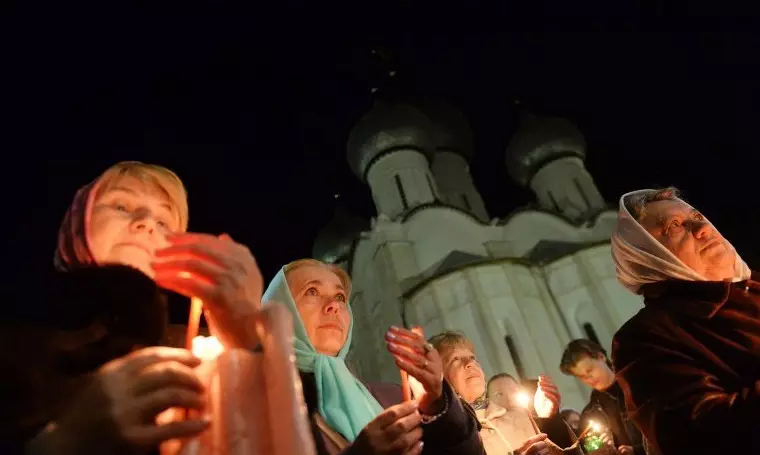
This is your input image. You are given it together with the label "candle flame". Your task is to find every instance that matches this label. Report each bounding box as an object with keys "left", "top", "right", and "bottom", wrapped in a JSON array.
[
  {"left": 515, "top": 391, "right": 531, "bottom": 408},
  {"left": 192, "top": 335, "right": 223, "bottom": 361},
  {"left": 589, "top": 420, "right": 602, "bottom": 432}
]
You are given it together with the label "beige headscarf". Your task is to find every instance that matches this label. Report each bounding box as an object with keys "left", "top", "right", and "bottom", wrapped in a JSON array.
[{"left": 610, "top": 189, "right": 751, "bottom": 294}]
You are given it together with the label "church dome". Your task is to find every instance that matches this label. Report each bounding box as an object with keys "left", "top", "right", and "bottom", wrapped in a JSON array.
[
  {"left": 312, "top": 207, "right": 369, "bottom": 264},
  {"left": 346, "top": 101, "right": 436, "bottom": 181},
  {"left": 415, "top": 99, "right": 474, "bottom": 162},
  {"left": 505, "top": 113, "right": 587, "bottom": 187}
]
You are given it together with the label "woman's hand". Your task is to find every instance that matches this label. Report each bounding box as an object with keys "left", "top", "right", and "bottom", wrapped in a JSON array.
[
  {"left": 384, "top": 326, "right": 444, "bottom": 415},
  {"left": 349, "top": 401, "right": 424, "bottom": 455},
  {"left": 152, "top": 233, "right": 264, "bottom": 349},
  {"left": 534, "top": 375, "right": 561, "bottom": 418},
  {"left": 515, "top": 433, "right": 563, "bottom": 455},
  {"left": 50, "top": 347, "right": 208, "bottom": 454}
]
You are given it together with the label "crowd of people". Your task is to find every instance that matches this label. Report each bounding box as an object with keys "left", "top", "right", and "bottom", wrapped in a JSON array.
[{"left": 2, "top": 161, "right": 757, "bottom": 455}]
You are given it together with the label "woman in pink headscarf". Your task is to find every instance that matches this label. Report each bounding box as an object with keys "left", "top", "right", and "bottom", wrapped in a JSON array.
[
  {"left": 2, "top": 162, "right": 264, "bottom": 455},
  {"left": 609, "top": 187, "right": 760, "bottom": 455}
]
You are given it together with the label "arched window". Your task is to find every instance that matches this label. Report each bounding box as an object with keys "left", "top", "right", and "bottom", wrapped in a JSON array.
[
  {"left": 394, "top": 174, "right": 409, "bottom": 210},
  {"left": 582, "top": 322, "right": 601, "bottom": 346},
  {"left": 504, "top": 334, "right": 526, "bottom": 380}
]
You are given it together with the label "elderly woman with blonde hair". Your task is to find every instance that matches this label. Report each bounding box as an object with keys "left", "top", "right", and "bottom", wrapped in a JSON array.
[
  {"left": 609, "top": 187, "right": 759, "bottom": 455},
  {"left": 261, "top": 258, "right": 485, "bottom": 455},
  {"left": 2, "top": 161, "right": 265, "bottom": 454}
]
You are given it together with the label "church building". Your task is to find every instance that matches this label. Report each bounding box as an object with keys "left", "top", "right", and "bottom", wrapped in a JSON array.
[{"left": 312, "top": 100, "right": 643, "bottom": 410}]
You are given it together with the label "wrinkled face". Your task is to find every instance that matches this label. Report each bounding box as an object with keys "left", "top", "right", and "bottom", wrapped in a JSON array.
[
  {"left": 639, "top": 199, "right": 736, "bottom": 281},
  {"left": 442, "top": 346, "right": 486, "bottom": 403},
  {"left": 88, "top": 175, "right": 178, "bottom": 278},
  {"left": 287, "top": 264, "right": 351, "bottom": 356},
  {"left": 568, "top": 354, "right": 616, "bottom": 391},
  {"left": 487, "top": 376, "right": 521, "bottom": 409},
  {"left": 563, "top": 411, "right": 581, "bottom": 433}
]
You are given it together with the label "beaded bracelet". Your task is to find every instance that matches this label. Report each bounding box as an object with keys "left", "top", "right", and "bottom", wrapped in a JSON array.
[{"left": 420, "top": 396, "right": 449, "bottom": 424}]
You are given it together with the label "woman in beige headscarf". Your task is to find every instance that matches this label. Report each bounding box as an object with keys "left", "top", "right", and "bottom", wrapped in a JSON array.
[{"left": 609, "top": 187, "right": 759, "bottom": 455}]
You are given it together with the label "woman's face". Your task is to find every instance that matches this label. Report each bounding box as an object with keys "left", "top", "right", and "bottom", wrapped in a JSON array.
[
  {"left": 639, "top": 198, "right": 736, "bottom": 281},
  {"left": 88, "top": 175, "right": 178, "bottom": 278},
  {"left": 287, "top": 264, "right": 351, "bottom": 356}
]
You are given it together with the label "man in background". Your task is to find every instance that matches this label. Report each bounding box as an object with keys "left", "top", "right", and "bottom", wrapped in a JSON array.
[{"left": 560, "top": 339, "right": 644, "bottom": 455}]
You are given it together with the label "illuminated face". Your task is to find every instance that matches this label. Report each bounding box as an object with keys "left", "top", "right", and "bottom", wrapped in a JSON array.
[
  {"left": 487, "top": 376, "right": 521, "bottom": 409},
  {"left": 442, "top": 346, "right": 486, "bottom": 403},
  {"left": 88, "top": 175, "right": 178, "bottom": 278},
  {"left": 639, "top": 199, "right": 736, "bottom": 281},
  {"left": 568, "top": 354, "right": 616, "bottom": 391},
  {"left": 287, "top": 265, "right": 351, "bottom": 356}
]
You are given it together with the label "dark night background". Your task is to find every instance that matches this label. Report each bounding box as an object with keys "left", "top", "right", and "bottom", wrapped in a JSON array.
[{"left": 2, "top": 3, "right": 758, "bottom": 318}]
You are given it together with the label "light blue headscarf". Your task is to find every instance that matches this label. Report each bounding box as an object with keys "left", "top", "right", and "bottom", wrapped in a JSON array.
[{"left": 262, "top": 267, "right": 384, "bottom": 442}]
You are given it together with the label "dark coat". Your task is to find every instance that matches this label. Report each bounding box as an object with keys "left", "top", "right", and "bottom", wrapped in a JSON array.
[
  {"left": 536, "top": 415, "right": 580, "bottom": 451},
  {"left": 612, "top": 273, "right": 760, "bottom": 455},
  {"left": 580, "top": 382, "right": 644, "bottom": 455},
  {"left": 300, "top": 372, "right": 485, "bottom": 455},
  {"left": 0, "top": 265, "right": 170, "bottom": 454}
]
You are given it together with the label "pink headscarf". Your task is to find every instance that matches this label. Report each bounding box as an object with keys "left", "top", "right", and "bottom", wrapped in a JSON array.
[
  {"left": 610, "top": 189, "right": 751, "bottom": 294},
  {"left": 53, "top": 178, "right": 102, "bottom": 271}
]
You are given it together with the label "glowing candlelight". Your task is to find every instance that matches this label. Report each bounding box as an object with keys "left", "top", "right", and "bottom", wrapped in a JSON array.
[
  {"left": 515, "top": 391, "right": 531, "bottom": 408},
  {"left": 577, "top": 419, "right": 603, "bottom": 440},
  {"left": 515, "top": 391, "right": 541, "bottom": 434},
  {"left": 191, "top": 335, "right": 224, "bottom": 361}
]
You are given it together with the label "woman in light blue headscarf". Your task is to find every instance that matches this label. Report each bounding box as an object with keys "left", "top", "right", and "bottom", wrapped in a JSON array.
[{"left": 262, "top": 259, "right": 486, "bottom": 455}]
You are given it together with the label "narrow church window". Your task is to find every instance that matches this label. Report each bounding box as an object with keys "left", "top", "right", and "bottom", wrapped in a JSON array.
[
  {"left": 504, "top": 335, "right": 526, "bottom": 380},
  {"left": 547, "top": 191, "right": 560, "bottom": 212},
  {"left": 395, "top": 174, "right": 409, "bottom": 210},
  {"left": 462, "top": 194, "right": 472, "bottom": 211},
  {"left": 573, "top": 178, "right": 591, "bottom": 211},
  {"left": 582, "top": 322, "right": 602, "bottom": 346},
  {"left": 425, "top": 174, "right": 437, "bottom": 200}
]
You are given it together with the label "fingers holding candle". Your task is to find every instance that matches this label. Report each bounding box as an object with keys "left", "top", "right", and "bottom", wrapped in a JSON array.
[
  {"left": 152, "top": 232, "right": 264, "bottom": 350},
  {"left": 385, "top": 326, "right": 444, "bottom": 412},
  {"left": 152, "top": 232, "right": 263, "bottom": 313},
  {"left": 534, "top": 375, "right": 561, "bottom": 418}
]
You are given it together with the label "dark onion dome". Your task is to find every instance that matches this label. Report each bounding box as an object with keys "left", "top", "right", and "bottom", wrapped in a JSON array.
[
  {"left": 414, "top": 99, "right": 474, "bottom": 162},
  {"left": 505, "top": 113, "right": 587, "bottom": 187},
  {"left": 346, "top": 100, "right": 436, "bottom": 181},
  {"left": 312, "top": 207, "right": 369, "bottom": 264}
]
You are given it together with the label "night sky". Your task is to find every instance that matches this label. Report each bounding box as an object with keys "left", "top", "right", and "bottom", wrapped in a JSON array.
[{"left": 3, "top": 4, "right": 758, "bottom": 314}]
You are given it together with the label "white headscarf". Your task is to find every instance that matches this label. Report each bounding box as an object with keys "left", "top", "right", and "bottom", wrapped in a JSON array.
[{"left": 610, "top": 189, "right": 751, "bottom": 294}]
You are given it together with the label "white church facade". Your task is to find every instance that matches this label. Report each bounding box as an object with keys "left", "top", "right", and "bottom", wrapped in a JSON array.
[{"left": 312, "top": 100, "right": 644, "bottom": 410}]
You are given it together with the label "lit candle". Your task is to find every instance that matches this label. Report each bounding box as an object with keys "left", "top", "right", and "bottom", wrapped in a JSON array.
[
  {"left": 515, "top": 391, "right": 541, "bottom": 434},
  {"left": 577, "top": 419, "right": 602, "bottom": 441},
  {"left": 186, "top": 296, "right": 204, "bottom": 349},
  {"left": 192, "top": 335, "right": 224, "bottom": 361}
]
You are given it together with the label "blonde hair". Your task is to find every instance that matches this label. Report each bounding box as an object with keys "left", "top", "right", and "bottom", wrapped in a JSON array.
[
  {"left": 94, "top": 161, "right": 189, "bottom": 232},
  {"left": 283, "top": 258, "right": 352, "bottom": 299},
  {"left": 428, "top": 330, "right": 474, "bottom": 359}
]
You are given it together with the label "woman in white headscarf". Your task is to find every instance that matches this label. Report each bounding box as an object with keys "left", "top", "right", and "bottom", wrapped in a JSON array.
[{"left": 609, "top": 187, "right": 760, "bottom": 455}]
